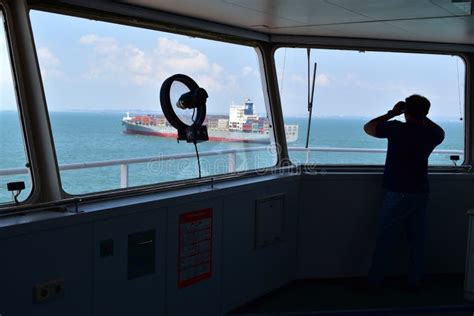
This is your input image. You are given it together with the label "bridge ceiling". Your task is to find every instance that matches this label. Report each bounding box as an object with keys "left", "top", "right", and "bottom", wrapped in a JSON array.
[{"left": 118, "top": 0, "right": 474, "bottom": 44}]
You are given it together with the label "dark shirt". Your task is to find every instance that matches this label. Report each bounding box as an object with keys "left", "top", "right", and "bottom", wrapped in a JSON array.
[{"left": 376, "top": 120, "right": 444, "bottom": 193}]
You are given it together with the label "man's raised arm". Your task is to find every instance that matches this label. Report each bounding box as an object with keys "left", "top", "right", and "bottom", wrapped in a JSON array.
[{"left": 364, "top": 101, "right": 405, "bottom": 137}]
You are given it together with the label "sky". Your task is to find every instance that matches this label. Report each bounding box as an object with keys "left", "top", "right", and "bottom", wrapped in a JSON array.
[
  {"left": 275, "top": 48, "right": 465, "bottom": 119},
  {"left": 0, "top": 10, "right": 466, "bottom": 120}
]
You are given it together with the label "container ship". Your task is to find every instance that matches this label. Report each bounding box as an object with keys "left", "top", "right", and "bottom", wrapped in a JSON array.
[{"left": 122, "top": 99, "right": 298, "bottom": 143}]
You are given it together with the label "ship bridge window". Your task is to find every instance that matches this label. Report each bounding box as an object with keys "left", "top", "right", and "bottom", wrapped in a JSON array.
[
  {"left": 0, "top": 10, "right": 33, "bottom": 204},
  {"left": 29, "top": 10, "right": 276, "bottom": 195},
  {"left": 275, "top": 48, "right": 465, "bottom": 167}
]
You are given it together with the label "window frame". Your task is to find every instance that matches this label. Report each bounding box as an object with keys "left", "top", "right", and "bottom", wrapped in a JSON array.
[
  {"left": 0, "top": 3, "right": 36, "bottom": 207},
  {"left": 28, "top": 8, "right": 283, "bottom": 199},
  {"left": 1, "top": 0, "right": 470, "bottom": 214},
  {"left": 272, "top": 44, "right": 470, "bottom": 171}
]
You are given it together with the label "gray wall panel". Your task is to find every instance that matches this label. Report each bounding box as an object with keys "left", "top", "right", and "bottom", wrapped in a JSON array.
[
  {"left": 0, "top": 174, "right": 469, "bottom": 315},
  {"left": 298, "top": 175, "right": 474, "bottom": 279},
  {"left": 92, "top": 207, "right": 167, "bottom": 316},
  {"left": 166, "top": 199, "right": 223, "bottom": 316},
  {"left": 221, "top": 181, "right": 299, "bottom": 313},
  {"left": 0, "top": 224, "right": 93, "bottom": 316}
]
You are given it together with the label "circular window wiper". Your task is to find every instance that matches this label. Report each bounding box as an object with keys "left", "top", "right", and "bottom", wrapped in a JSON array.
[{"left": 160, "top": 74, "right": 209, "bottom": 143}]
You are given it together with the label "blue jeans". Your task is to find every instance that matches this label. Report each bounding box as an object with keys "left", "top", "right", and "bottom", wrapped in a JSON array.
[{"left": 368, "top": 190, "right": 429, "bottom": 286}]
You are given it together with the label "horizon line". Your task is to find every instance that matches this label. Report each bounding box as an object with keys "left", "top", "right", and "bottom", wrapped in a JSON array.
[{"left": 0, "top": 109, "right": 464, "bottom": 121}]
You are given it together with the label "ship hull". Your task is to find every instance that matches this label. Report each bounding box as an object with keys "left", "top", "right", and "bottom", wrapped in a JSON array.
[{"left": 123, "top": 121, "right": 271, "bottom": 144}]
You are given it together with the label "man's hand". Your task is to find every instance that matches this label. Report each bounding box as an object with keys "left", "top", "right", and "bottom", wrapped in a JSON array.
[{"left": 391, "top": 101, "right": 406, "bottom": 116}]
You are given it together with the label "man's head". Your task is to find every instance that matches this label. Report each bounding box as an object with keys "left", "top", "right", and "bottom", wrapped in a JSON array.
[{"left": 404, "top": 94, "right": 430, "bottom": 122}]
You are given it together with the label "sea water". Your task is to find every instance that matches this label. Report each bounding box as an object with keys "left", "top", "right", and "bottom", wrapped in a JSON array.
[{"left": 0, "top": 111, "right": 464, "bottom": 203}]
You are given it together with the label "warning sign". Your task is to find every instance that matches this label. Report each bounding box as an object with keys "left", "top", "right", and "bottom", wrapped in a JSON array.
[{"left": 178, "top": 208, "right": 212, "bottom": 288}]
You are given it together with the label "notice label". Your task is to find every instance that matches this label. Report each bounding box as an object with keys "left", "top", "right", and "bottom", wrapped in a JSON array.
[{"left": 178, "top": 208, "right": 212, "bottom": 288}]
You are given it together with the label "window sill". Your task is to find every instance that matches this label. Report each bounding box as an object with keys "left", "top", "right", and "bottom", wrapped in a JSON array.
[
  {"left": 0, "top": 170, "right": 300, "bottom": 239},
  {"left": 298, "top": 164, "right": 472, "bottom": 174}
]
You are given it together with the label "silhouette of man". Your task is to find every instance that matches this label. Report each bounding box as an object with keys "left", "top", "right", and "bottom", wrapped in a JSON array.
[{"left": 363, "top": 94, "right": 445, "bottom": 289}]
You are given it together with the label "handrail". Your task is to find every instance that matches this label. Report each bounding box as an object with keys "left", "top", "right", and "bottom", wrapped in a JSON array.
[
  {"left": 0, "top": 146, "right": 464, "bottom": 186},
  {"left": 288, "top": 147, "right": 463, "bottom": 154}
]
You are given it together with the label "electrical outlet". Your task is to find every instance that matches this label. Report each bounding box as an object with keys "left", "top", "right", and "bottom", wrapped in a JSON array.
[{"left": 33, "top": 279, "right": 64, "bottom": 303}]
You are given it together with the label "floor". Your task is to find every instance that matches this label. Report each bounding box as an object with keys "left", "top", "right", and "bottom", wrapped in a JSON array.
[{"left": 231, "top": 275, "right": 474, "bottom": 315}]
